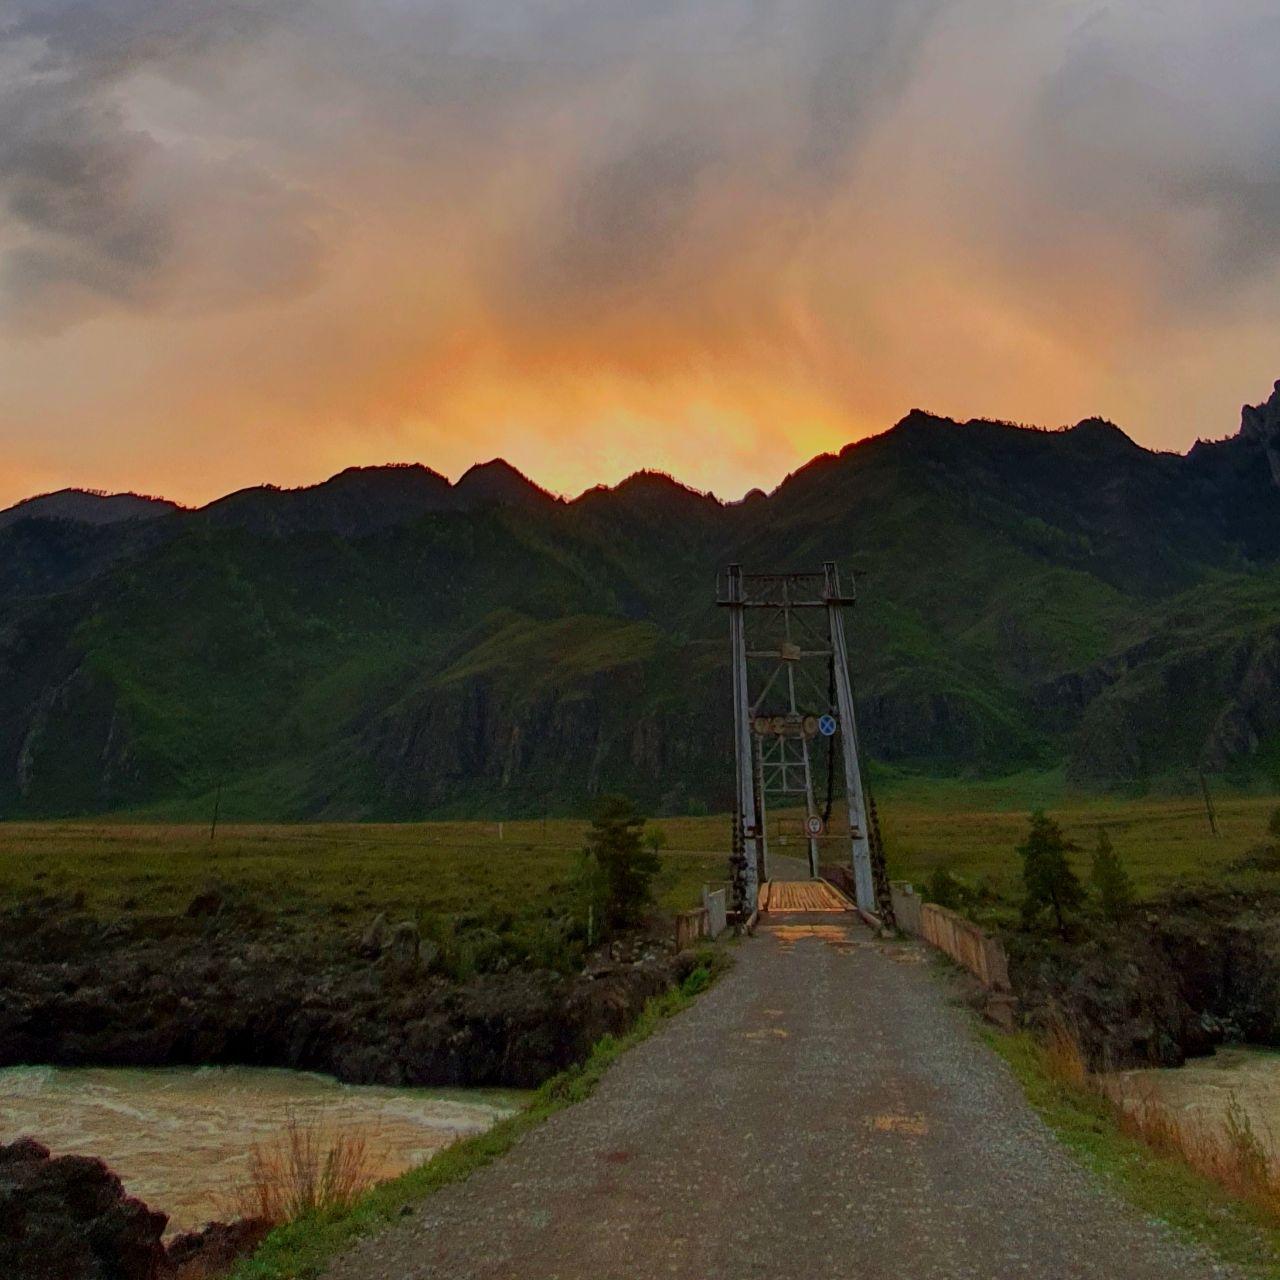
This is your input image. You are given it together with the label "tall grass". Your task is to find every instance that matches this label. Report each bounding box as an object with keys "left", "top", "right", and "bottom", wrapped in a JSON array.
[
  {"left": 233, "top": 955, "right": 722, "bottom": 1280},
  {"left": 1035, "top": 1020, "right": 1280, "bottom": 1221},
  {"left": 229, "top": 1117, "right": 377, "bottom": 1226}
]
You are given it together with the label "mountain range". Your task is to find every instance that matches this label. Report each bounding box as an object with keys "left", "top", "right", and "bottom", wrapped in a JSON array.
[{"left": 4, "top": 382, "right": 1280, "bottom": 819}]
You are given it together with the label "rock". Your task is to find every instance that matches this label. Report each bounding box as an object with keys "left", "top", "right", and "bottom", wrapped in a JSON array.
[
  {"left": 0, "top": 898, "right": 682, "bottom": 1090},
  {"left": 358, "top": 912, "right": 389, "bottom": 958},
  {"left": 185, "top": 888, "right": 224, "bottom": 919},
  {"left": 1240, "top": 379, "right": 1280, "bottom": 489},
  {"left": 165, "top": 1217, "right": 271, "bottom": 1274},
  {"left": 0, "top": 1138, "right": 169, "bottom": 1280},
  {"left": 385, "top": 921, "right": 420, "bottom": 969}
]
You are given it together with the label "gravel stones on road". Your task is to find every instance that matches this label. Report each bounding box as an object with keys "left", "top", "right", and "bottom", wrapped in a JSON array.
[{"left": 325, "top": 918, "right": 1240, "bottom": 1280}]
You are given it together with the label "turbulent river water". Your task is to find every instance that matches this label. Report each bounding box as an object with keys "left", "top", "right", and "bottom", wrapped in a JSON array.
[
  {"left": 0, "top": 1065, "right": 524, "bottom": 1233},
  {"left": 1110, "top": 1046, "right": 1280, "bottom": 1156}
]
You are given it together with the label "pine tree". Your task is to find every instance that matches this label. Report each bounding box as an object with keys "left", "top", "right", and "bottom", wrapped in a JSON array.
[
  {"left": 1090, "top": 827, "right": 1133, "bottom": 919},
  {"left": 583, "top": 795, "right": 661, "bottom": 931},
  {"left": 1017, "top": 810, "right": 1084, "bottom": 934}
]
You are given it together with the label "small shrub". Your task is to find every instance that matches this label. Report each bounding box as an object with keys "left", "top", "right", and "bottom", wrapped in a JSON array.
[
  {"left": 681, "top": 964, "right": 711, "bottom": 996},
  {"left": 230, "top": 1116, "right": 376, "bottom": 1226},
  {"left": 924, "top": 867, "right": 964, "bottom": 911}
]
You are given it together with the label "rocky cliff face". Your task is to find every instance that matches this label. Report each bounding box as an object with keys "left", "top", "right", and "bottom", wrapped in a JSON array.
[
  {"left": 1010, "top": 889, "right": 1280, "bottom": 1068},
  {"left": 0, "top": 898, "right": 682, "bottom": 1089},
  {"left": 1240, "top": 380, "right": 1280, "bottom": 490}
]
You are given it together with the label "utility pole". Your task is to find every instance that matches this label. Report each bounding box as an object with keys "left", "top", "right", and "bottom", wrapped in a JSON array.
[
  {"left": 209, "top": 777, "right": 222, "bottom": 842},
  {"left": 1199, "top": 770, "right": 1220, "bottom": 837},
  {"left": 725, "top": 565, "right": 762, "bottom": 915}
]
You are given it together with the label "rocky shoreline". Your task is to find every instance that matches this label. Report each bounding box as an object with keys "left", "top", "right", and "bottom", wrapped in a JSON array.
[
  {"left": 0, "top": 894, "right": 696, "bottom": 1277},
  {"left": 0, "top": 895, "right": 686, "bottom": 1089},
  {"left": 1008, "top": 888, "right": 1280, "bottom": 1069},
  {"left": 0, "top": 1137, "right": 270, "bottom": 1279}
]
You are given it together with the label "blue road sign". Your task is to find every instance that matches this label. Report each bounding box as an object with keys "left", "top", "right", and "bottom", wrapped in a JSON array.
[{"left": 818, "top": 713, "right": 837, "bottom": 737}]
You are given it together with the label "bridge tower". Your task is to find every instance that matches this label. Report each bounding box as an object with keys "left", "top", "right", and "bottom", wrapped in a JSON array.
[{"left": 717, "top": 563, "right": 880, "bottom": 918}]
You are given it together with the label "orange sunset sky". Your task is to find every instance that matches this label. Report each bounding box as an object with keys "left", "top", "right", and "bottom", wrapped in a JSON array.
[{"left": 3, "top": 1, "right": 1280, "bottom": 509}]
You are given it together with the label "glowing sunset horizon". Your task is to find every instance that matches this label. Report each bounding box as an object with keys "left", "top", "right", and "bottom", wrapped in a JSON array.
[{"left": 4, "top": 2, "right": 1279, "bottom": 512}]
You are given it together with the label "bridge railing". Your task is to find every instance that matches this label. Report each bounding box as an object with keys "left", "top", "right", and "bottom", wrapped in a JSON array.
[
  {"left": 674, "top": 885, "right": 730, "bottom": 950},
  {"left": 891, "top": 881, "right": 1011, "bottom": 994}
]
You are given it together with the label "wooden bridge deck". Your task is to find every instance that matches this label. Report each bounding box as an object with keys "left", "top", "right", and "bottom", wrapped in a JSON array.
[{"left": 758, "top": 879, "right": 852, "bottom": 913}]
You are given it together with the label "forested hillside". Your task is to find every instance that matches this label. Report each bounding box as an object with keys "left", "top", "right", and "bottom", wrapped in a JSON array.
[{"left": 4, "top": 384, "right": 1280, "bottom": 819}]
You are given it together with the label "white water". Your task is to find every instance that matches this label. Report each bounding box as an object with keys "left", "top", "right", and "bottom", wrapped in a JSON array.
[
  {"left": 1110, "top": 1046, "right": 1280, "bottom": 1158},
  {"left": 0, "top": 1065, "right": 523, "bottom": 1233}
]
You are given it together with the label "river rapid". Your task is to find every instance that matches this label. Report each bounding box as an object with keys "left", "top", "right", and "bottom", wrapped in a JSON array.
[
  {"left": 0, "top": 1064, "right": 524, "bottom": 1233},
  {"left": 1109, "top": 1046, "right": 1280, "bottom": 1157}
]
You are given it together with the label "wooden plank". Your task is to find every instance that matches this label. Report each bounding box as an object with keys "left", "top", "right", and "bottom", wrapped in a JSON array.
[{"left": 761, "top": 879, "right": 853, "bottom": 913}]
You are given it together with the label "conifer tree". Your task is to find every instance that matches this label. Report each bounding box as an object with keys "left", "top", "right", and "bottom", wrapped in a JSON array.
[
  {"left": 1090, "top": 827, "right": 1133, "bottom": 919},
  {"left": 583, "top": 795, "right": 661, "bottom": 931},
  {"left": 1017, "top": 810, "right": 1084, "bottom": 934}
]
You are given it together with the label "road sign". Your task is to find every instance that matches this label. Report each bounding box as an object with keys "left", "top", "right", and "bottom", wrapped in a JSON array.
[
  {"left": 805, "top": 814, "right": 825, "bottom": 837},
  {"left": 818, "top": 713, "right": 837, "bottom": 737}
]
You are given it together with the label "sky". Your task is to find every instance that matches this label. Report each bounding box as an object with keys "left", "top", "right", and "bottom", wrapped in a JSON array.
[{"left": 3, "top": 0, "right": 1280, "bottom": 509}]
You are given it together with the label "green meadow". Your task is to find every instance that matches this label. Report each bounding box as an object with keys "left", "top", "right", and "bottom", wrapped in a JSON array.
[{"left": 3, "top": 778, "right": 1276, "bottom": 935}]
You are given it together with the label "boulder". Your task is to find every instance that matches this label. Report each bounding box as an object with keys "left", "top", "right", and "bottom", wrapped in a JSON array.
[
  {"left": 385, "top": 921, "right": 420, "bottom": 969},
  {"left": 165, "top": 1217, "right": 272, "bottom": 1274},
  {"left": 0, "top": 1138, "right": 168, "bottom": 1280},
  {"left": 358, "top": 912, "right": 389, "bottom": 958}
]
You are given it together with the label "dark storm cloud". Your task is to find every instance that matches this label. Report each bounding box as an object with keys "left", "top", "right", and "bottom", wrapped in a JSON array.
[
  {"left": 0, "top": 0, "right": 950, "bottom": 331},
  {"left": 0, "top": 0, "right": 316, "bottom": 328},
  {"left": 1025, "top": 3, "right": 1280, "bottom": 308}
]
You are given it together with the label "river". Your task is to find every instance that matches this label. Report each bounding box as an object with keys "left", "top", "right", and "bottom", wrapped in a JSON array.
[
  {"left": 1109, "top": 1045, "right": 1280, "bottom": 1158},
  {"left": 0, "top": 1064, "right": 525, "bottom": 1233}
]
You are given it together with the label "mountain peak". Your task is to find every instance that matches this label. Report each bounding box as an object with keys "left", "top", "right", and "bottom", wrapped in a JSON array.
[
  {"left": 0, "top": 488, "right": 178, "bottom": 530},
  {"left": 455, "top": 459, "right": 556, "bottom": 509},
  {"left": 1241, "top": 380, "right": 1280, "bottom": 443},
  {"left": 1239, "top": 379, "right": 1280, "bottom": 489}
]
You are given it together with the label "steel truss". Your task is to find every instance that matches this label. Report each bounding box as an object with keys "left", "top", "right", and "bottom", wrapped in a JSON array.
[{"left": 717, "top": 562, "right": 877, "bottom": 916}]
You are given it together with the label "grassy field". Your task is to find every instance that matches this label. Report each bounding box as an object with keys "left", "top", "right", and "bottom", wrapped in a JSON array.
[
  {"left": 1, "top": 778, "right": 1276, "bottom": 937},
  {"left": 877, "top": 773, "right": 1280, "bottom": 902}
]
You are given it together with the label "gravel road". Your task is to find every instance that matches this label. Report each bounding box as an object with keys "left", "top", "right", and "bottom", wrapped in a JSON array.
[{"left": 325, "top": 915, "right": 1239, "bottom": 1280}]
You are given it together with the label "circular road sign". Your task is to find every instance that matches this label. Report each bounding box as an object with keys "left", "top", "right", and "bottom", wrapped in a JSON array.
[
  {"left": 805, "top": 814, "right": 826, "bottom": 837},
  {"left": 818, "top": 713, "right": 838, "bottom": 737}
]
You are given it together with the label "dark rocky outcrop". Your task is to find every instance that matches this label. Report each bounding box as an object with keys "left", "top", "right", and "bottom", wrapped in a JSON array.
[
  {"left": 0, "top": 899, "right": 678, "bottom": 1089},
  {"left": 165, "top": 1218, "right": 272, "bottom": 1275},
  {"left": 0, "top": 1138, "right": 269, "bottom": 1280},
  {"left": 0, "top": 1138, "right": 169, "bottom": 1280},
  {"left": 1239, "top": 379, "right": 1280, "bottom": 491},
  {"left": 1008, "top": 889, "right": 1280, "bottom": 1069}
]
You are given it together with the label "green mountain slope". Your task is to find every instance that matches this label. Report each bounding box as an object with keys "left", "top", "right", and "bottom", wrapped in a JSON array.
[{"left": 2, "top": 385, "right": 1279, "bottom": 818}]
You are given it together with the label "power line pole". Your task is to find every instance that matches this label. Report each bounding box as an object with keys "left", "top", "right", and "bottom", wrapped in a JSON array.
[{"left": 1199, "top": 770, "right": 1220, "bottom": 837}]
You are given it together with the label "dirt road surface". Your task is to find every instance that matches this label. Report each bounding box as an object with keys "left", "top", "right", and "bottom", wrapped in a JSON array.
[{"left": 325, "top": 913, "right": 1238, "bottom": 1280}]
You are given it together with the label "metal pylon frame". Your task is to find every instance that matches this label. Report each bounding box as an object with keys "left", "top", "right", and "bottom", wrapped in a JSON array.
[{"left": 717, "top": 562, "right": 876, "bottom": 916}]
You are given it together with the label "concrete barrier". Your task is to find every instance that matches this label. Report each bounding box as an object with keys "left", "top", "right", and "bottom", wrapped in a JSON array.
[
  {"left": 919, "top": 902, "right": 1011, "bottom": 993},
  {"left": 702, "top": 888, "right": 728, "bottom": 939},
  {"left": 675, "top": 908, "right": 710, "bottom": 951},
  {"left": 890, "top": 882, "right": 923, "bottom": 937}
]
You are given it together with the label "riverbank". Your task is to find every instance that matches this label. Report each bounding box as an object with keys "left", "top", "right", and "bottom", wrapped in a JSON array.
[
  {"left": 0, "top": 1065, "right": 524, "bottom": 1235},
  {"left": 236, "top": 960, "right": 719, "bottom": 1280},
  {"left": 990, "top": 1029, "right": 1280, "bottom": 1277},
  {"left": 0, "top": 894, "right": 692, "bottom": 1089}
]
